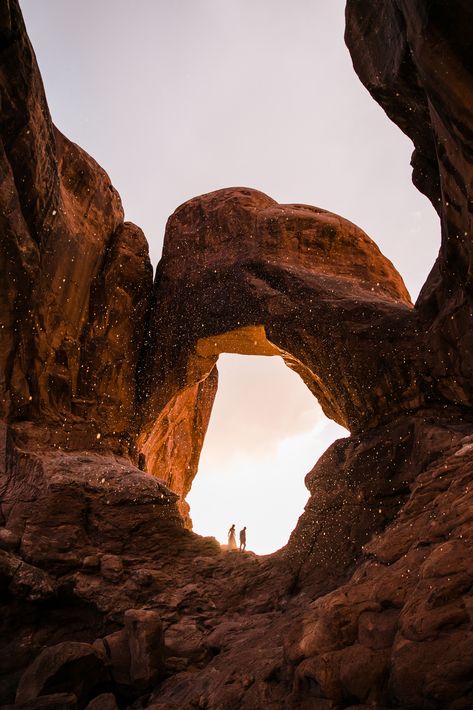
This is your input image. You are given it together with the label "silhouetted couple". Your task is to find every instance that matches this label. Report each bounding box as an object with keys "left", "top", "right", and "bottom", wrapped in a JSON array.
[{"left": 228, "top": 524, "right": 246, "bottom": 552}]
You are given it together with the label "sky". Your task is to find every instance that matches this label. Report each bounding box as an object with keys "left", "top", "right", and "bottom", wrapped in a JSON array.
[
  {"left": 21, "top": 0, "right": 440, "bottom": 553},
  {"left": 187, "top": 354, "right": 347, "bottom": 554}
]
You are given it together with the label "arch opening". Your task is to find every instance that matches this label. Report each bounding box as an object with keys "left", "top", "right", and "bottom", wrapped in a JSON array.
[{"left": 186, "top": 353, "right": 348, "bottom": 555}]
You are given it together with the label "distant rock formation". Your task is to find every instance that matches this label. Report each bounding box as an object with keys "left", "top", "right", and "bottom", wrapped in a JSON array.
[{"left": 1, "top": 0, "right": 473, "bottom": 707}]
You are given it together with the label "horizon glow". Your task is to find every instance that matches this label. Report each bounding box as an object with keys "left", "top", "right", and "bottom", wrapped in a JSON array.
[{"left": 187, "top": 354, "right": 349, "bottom": 554}]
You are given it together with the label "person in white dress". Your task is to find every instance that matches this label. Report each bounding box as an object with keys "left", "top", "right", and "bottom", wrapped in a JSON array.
[{"left": 228, "top": 524, "right": 237, "bottom": 550}]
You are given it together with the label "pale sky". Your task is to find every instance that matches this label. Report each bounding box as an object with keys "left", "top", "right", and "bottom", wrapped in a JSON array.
[{"left": 22, "top": 1, "right": 439, "bottom": 553}]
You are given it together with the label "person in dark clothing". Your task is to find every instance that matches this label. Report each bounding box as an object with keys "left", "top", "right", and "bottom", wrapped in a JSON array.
[{"left": 239, "top": 526, "right": 247, "bottom": 552}]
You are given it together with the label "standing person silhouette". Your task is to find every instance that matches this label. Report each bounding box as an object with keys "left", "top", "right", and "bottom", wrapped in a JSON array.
[
  {"left": 228, "top": 524, "right": 237, "bottom": 550},
  {"left": 239, "top": 526, "right": 247, "bottom": 552}
]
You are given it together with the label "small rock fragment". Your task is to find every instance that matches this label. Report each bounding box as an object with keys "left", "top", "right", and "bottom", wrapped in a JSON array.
[
  {"left": 100, "top": 554, "right": 123, "bottom": 582},
  {"left": 81, "top": 555, "right": 100, "bottom": 572}
]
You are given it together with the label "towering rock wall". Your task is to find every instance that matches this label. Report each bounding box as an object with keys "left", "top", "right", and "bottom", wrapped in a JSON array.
[
  {"left": 346, "top": 0, "right": 473, "bottom": 410},
  {"left": 0, "top": 0, "right": 152, "bottom": 456}
]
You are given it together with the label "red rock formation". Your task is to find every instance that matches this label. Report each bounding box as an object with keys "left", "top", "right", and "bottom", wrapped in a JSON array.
[
  {"left": 0, "top": 0, "right": 152, "bottom": 456},
  {"left": 346, "top": 0, "right": 473, "bottom": 409},
  {"left": 285, "top": 410, "right": 473, "bottom": 707},
  {"left": 1, "top": 0, "right": 473, "bottom": 708},
  {"left": 138, "top": 187, "right": 418, "bottom": 504}
]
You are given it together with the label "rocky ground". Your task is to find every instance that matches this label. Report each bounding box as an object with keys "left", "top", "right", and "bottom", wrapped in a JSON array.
[{"left": 3, "top": 409, "right": 473, "bottom": 708}]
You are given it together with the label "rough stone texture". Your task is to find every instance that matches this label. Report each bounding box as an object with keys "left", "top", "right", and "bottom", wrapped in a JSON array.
[
  {"left": 0, "top": 0, "right": 152, "bottom": 456},
  {"left": 345, "top": 0, "right": 473, "bottom": 410},
  {"left": 0, "top": 527, "right": 19, "bottom": 551},
  {"left": 0, "top": 548, "right": 55, "bottom": 601},
  {"left": 124, "top": 609, "right": 165, "bottom": 689},
  {"left": 92, "top": 610, "right": 165, "bottom": 694},
  {"left": 139, "top": 368, "right": 218, "bottom": 526},
  {"left": 1, "top": 436, "right": 181, "bottom": 574},
  {"left": 84, "top": 694, "right": 118, "bottom": 710},
  {"left": 15, "top": 642, "right": 107, "bottom": 706},
  {"left": 95, "top": 631, "right": 131, "bottom": 687},
  {"left": 139, "top": 187, "right": 417, "bottom": 499},
  {"left": 1, "top": 694, "right": 78, "bottom": 709},
  {"left": 1, "top": 0, "right": 473, "bottom": 709},
  {"left": 286, "top": 419, "right": 473, "bottom": 709}
]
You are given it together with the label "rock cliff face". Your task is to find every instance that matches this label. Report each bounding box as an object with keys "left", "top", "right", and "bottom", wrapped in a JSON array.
[
  {"left": 346, "top": 0, "right": 473, "bottom": 409},
  {"left": 1, "top": 0, "right": 473, "bottom": 708},
  {"left": 0, "top": 0, "right": 152, "bottom": 455}
]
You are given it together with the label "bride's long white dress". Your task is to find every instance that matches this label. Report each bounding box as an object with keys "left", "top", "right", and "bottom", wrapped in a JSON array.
[{"left": 228, "top": 527, "right": 237, "bottom": 550}]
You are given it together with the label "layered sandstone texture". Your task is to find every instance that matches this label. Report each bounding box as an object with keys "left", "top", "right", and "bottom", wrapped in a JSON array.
[
  {"left": 0, "top": 0, "right": 152, "bottom": 455},
  {"left": 1, "top": 0, "right": 473, "bottom": 708},
  {"left": 346, "top": 0, "right": 473, "bottom": 407},
  {"left": 138, "top": 186, "right": 418, "bottom": 505}
]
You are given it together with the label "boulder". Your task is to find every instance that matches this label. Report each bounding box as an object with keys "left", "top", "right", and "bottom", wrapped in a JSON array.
[
  {"left": 96, "top": 631, "right": 130, "bottom": 687},
  {"left": 15, "top": 643, "right": 108, "bottom": 706},
  {"left": 81, "top": 556, "right": 100, "bottom": 573},
  {"left": 165, "top": 618, "right": 205, "bottom": 662},
  {"left": 0, "top": 550, "right": 55, "bottom": 601},
  {"left": 124, "top": 609, "right": 165, "bottom": 690},
  {"left": 99, "top": 556, "right": 123, "bottom": 583},
  {"left": 96, "top": 610, "right": 165, "bottom": 691}
]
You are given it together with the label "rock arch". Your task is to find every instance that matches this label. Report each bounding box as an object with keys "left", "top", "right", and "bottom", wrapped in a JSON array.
[{"left": 137, "top": 187, "right": 420, "bottom": 518}]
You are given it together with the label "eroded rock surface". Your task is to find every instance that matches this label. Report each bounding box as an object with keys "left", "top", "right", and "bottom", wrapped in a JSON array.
[
  {"left": 346, "top": 0, "right": 473, "bottom": 409},
  {"left": 138, "top": 187, "right": 421, "bottom": 506},
  {"left": 0, "top": 0, "right": 152, "bottom": 455},
  {"left": 1, "top": 0, "right": 473, "bottom": 708},
  {"left": 15, "top": 642, "right": 108, "bottom": 706}
]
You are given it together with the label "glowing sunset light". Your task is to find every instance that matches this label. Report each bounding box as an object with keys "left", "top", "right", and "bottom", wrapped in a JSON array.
[{"left": 187, "top": 354, "right": 348, "bottom": 555}]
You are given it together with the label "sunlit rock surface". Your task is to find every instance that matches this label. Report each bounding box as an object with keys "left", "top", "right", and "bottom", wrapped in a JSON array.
[{"left": 1, "top": 0, "right": 473, "bottom": 707}]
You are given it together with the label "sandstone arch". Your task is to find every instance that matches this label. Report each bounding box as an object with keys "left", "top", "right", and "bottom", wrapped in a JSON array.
[{"left": 137, "top": 187, "right": 420, "bottom": 517}]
